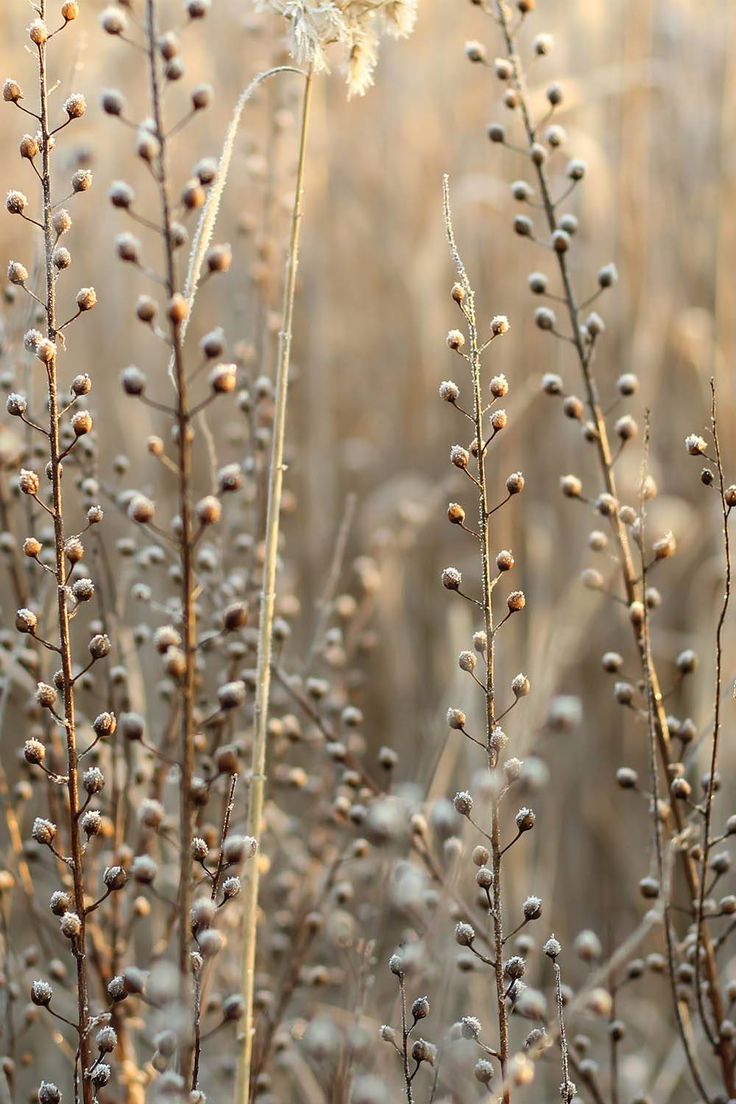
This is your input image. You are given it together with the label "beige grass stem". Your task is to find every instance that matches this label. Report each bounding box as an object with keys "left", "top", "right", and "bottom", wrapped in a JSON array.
[{"left": 237, "top": 64, "right": 314, "bottom": 1104}]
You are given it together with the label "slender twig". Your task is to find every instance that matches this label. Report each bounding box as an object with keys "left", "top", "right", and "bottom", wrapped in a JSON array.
[{"left": 443, "top": 177, "right": 510, "bottom": 1101}]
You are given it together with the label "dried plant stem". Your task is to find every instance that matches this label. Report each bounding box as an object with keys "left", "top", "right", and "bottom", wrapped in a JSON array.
[
  {"left": 35, "top": 5, "right": 94, "bottom": 1098},
  {"left": 493, "top": 4, "right": 733, "bottom": 1089},
  {"left": 398, "top": 973, "right": 416, "bottom": 1104},
  {"left": 443, "top": 177, "right": 510, "bottom": 1101},
  {"left": 144, "top": 0, "right": 196, "bottom": 1007},
  {"left": 694, "top": 382, "right": 731, "bottom": 1052},
  {"left": 639, "top": 420, "right": 710, "bottom": 1101},
  {"left": 237, "top": 64, "right": 314, "bottom": 1104}
]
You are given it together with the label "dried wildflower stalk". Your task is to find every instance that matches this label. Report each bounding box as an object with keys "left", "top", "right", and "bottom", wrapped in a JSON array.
[
  {"left": 5, "top": 3, "right": 97, "bottom": 1099},
  {"left": 442, "top": 177, "right": 532, "bottom": 1101},
  {"left": 481, "top": 2, "right": 735, "bottom": 1093}
]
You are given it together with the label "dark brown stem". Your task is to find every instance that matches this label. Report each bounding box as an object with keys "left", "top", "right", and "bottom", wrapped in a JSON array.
[
  {"left": 145, "top": 0, "right": 197, "bottom": 1082},
  {"left": 443, "top": 179, "right": 510, "bottom": 1100},
  {"left": 492, "top": 4, "right": 733, "bottom": 1091},
  {"left": 37, "top": 5, "right": 93, "bottom": 1099}
]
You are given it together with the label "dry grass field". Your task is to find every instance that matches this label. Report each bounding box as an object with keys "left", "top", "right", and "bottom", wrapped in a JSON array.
[{"left": 0, "top": 1, "right": 735, "bottom": 1102}]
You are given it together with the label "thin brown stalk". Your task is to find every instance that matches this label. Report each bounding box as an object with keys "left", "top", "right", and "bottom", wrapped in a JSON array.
[
  {"left": 491, "top": 5, "right": 733, "bottom": 1089},
  {"left": 693, "top": 382, "right": 732, "bottom": 1054},
  {"left": 443, "top": 177, "right": 510, "bottom": 1101},
  {"left": 33, "top": 7, "right": 95, "bottom": 1100},
  {"left": 144, "top": 0, "right": 197, "bottom": 1027},
  {"left": 639, "top": 418, "right": 711, "bottom": 1102}
]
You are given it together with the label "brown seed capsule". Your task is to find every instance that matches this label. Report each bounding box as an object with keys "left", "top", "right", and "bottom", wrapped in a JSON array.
[
  {"left": 28, "top": 19, "right": 49, "bottom": 44},
  {"left": 196, "top": 496, "right": 221, "bottom": 526},
  {"left": 209, "top": 363, "right": 237, "bottom": 394},
  {"left": 128, "top": 495, "right": 154, "bottom": 524},
  {"left": 496, "top": 549, "right": 514, "bottom": 571},
  {"left": 76, "top": 287, "right": 96, "bottom": 312},
  {"left": 20, "top": 135, "right": 38, "bottom": 160},
  {"left": 71, "top": 411, "right": 92, "bottom": 436},
  {"left": 507, "top": 590, "right": 526, "bottom": 613},
  {"left": 191, "top": 84, "right": 212, "bottom": 110},
  {"left": 168, "top": 293, "right": 188, "bottom": 324},
  {"left": 3, "top": 79, "right": 23, "bottom": 103},
  {"left": 72, "top": 168, "right": 93, "bottom": 194},
  {"left": 18, "top": 470, "right": 40, "bottom": 496},
  {"left": 447, "top": 502, "right": 465, "bottom": 525},
  {"left": 206, "top": 244, "right": 232, "bottom": 273}
]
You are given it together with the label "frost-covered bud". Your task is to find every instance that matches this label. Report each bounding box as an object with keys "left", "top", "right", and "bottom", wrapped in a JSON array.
[
  {"left": 83, "top": 767, "right": 105, "bottom": 795},
  {"left": 514, "top": 214, "right": 533, "bottom": 237},
  {"left": 3, "top": 78, "right": 23, "bottom": 103},
  {"left": 36, "top": 683, "right": 57, "bottom": 709},
  {"left": 544, "top": 936, "right": 561, "bottom": 959},
  {"left": 465, "top": 40, "right": 486, "bottom": 62},
  {"left": 505, "top": 955, "right": 526, "bottom": 980},
  {"left": 455, "top": 922, "right": 476, "bottom": 946},
  {"left": 453, "top": 791, "right": 474, "bottom": 816},
  {"left": 101, "top": 6, "right": 127, "bottom": 33},
  {"left": 96, "top": 1026, "right": 118, "bottom": 1053},
  {"left": 458, "top": 650, "right": 476, "bottom": 672},
  {"left": 71, "top": 410, "right": 92, "bottom": 436},
  {"left": 38, "top": 1084, "right": 61, "bottom": 1104},
  {"left": 676, "top": 649, "right": 697, "bottom": 674},
  {"left": 76, "top": 287, "right": 96, "bottom": 312},
  {"left": 139, "top": 799, "right": 165, "bottom": 829},
  {"left": 507, "top": 590, "right": 526, "bottom": 613},
  {"left": 32, "top": 818, "right": 57, "bottom": 845},
  {"left": 506, "top": 471, "right": 524, "bottom": 494},
  {"left": 515, "top": 807, "right": 535, "bottom": 832},
  {"left": 616, "top": 766, "right": 638, "bottom": 789},
  {"left": 460, "top": 1016, "right": 481, "bottom": 1040},
  {"left": 196, "top": 496, "right": 221, "bottom": 526},
  {"left": 441, "top": 567, "right": 462, "bottom": 591},
  {"left": 612, "top": 414, "right": 637, "bottom": 444},
  {"left": 512, "top": 673, "right": 530, "bottom": 697},
  {"left": 72, "top": 168, "right": 92, "bottom": 193},
  {"left": 535, "top": 306, "right": 556, "bottom": 331},
  {"left": 447, "top": 707, "right": 466, "bottom": 729},
  {"left": 523, "top": 896, "right": 542, "bottom": 920},
  {"left": 497, "top": 549, "right": 514, "bottom": 571},
  {"left": 8, "top": 260, "right": 28, "bottom": 286},
  {"left": 567, "top": 159, "right": 586, "bottom": 181},
  {"left": 450, "top": 445, "right": 470, "bottom": 469},
  {"left": 686, "top": 434, "right": 707, "bottom": 456},
  {"left": 439, "top": 380, "right": 460, "bottom": 403},
  {"left": 72, "top": 578, "right": 94, "bottom": 602},
  {"left": 16, "top": 607, "right": 38, "bottom": 634},
  {"left": 6, "top": 189, "right": 31, "bottom": 225},
  {"left": 653, "top": 532, "right": 676, "bottom": 560},
  {"left": 60, "top": 911, "right": 82, "bottom": 938},
  {"left": 80, "top": 810, "right": 102, "bottom": 837},
  {"left": 103, "top": 866, "right": 128, "bottom": 891},
  {"left": 31, "top": 979, "right": 53, "bottom": 1006},
  {"left": 412, "top": 996, "right": 430, "bottom": 1021},
  {"left": 19, "top": 469, "right": 40, "bottom": 496},
  {"left": 64, "top": 93, "right": 86, "bottom": 119},
  {"left": 476, "top": 866, "right": 493, "bottom": 890},
  {"left": 218, "top": 680, "right": 246, "bottom": 710},
  {"left": 223, "top": 835, "right": 257, "bottom": 864},
  {"left": 132, "top": 855, "right": 157, "bottom": 884},
  {"left": 128, "top": 494, "right": 154, "bottom": 524},
  {"left": 24, "top": 739, "right": 45, "bottom": 765},
  {"left": 222, "top": 876, "right": 241, "bottom": 900},
  {"left": 491, "top": 315, "right": 510, "bottom": 337},
  {"left": 671, "top": 777, "right": 691, "bottom": 801}
]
